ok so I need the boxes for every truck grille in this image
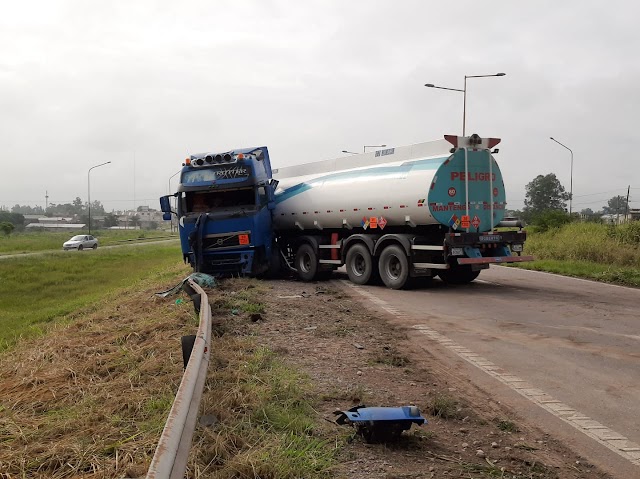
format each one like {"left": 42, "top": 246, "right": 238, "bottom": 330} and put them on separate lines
{"left": 203, "top": 232, "right": 250, "bottom": 250}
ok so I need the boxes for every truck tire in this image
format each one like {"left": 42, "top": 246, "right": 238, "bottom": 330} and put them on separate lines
{"left": 295, "top": 243, "right": 319, "bottom": 282}
{"left": 346, "top": 243, "right": 374, "bottom": 285}
{"left": 438, "top": 265, "right": 480, "bottom": 284}
{"left": 378, "top": 244, "right": 410, "bottom": 290}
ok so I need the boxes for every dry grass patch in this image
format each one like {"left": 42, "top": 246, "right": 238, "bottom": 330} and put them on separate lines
{"left": 0, "top": 276, "right": 339, "bottom": 479}
{"left": 0, "top": 277, "right": 195, "bottom": 478}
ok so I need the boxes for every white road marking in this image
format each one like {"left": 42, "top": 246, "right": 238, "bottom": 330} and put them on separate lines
{"left": 497, "top": 266, "right": 640, "bottom": 292}
{"left": 340, "top": 280, "right": 640, "bottom": 468}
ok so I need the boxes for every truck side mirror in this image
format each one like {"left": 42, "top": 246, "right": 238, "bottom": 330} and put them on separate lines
{"left": 163, "top": 212, "right": 172, "bottom": 221}
{"left": 159, "top": 195, "right": 172, "bottom": 213}
{"left": 267, "top": 201, "right": 276, "bottom": 211}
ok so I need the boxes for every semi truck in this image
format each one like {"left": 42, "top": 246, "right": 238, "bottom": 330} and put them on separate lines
{"left": 159, "top": 134, "right": 533, "bottom": 289}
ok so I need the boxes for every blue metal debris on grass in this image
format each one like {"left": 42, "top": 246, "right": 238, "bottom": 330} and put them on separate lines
{"left": 335, "top": 405, "right": 426, "bottom": 442}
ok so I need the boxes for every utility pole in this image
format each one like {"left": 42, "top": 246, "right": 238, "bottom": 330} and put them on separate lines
{"left": 625, "top": 185, "right": 630, "bottom": 223}
{"left": 45, "top": 190, "right": 48, "bottom": 210}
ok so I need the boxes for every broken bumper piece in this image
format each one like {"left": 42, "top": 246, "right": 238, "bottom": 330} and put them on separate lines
{"left": 334, "top": 405, "right": 426, "bottom": 442}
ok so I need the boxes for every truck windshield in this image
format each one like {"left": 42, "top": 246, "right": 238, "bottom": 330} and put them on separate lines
{"left": 187, "top": 188, "right": 255, "bottom": 213}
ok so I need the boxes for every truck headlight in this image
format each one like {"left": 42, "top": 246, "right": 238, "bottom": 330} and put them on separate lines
{"left": 450, "top": 247, "right": 464, "bottom": 256}
{"left": 511, "top": 244, "right": 523, "bottom": 252}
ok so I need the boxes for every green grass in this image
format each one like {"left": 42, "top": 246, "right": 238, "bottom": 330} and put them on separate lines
{"left": 0, "top": 243, "right": 187, "bottom": 350}
{"left": 517, "top": 222, "right": 640, "bottom": 287}
{"left": 194, "top": 343, "right": 338, "bottom": 478}
{"left": 0, "top": 230, "right": 176, "bottom": 255}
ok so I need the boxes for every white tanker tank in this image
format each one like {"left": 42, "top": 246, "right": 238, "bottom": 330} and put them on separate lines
{"left": 273, "top": 135, "right": 507, "bottom": 234}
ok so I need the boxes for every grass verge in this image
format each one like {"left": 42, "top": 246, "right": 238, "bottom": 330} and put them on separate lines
{"left": 512, "top": 259, "right": 640, "bottom": 287}
{"left": 518, "top": 222, "right": 640, "bottom": 287}
{"left": 0, "top": 243, "right": 187, "bottom": 351}
{"left": 0, "top": 230, "right": 175, "bottom": 255}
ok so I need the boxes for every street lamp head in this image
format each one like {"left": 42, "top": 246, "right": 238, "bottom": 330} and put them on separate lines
{"left": 550, "top": 136, "right": 555, "bottom": 140}
{"left": 496, "top": 73, "right": 506, "bottom": 76}
{"left": 424, "top": 84, "right": 435, "bottom": 87}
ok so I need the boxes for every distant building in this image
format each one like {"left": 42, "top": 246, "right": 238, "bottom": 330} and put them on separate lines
{"left": 26, "top": 223, "right": 86, "bottom": 230}
{"left": 601, "top": 210, "right": 640, "bottom": 224}
{"left": 116, "top": 206, "right": 164, "bottom": 229}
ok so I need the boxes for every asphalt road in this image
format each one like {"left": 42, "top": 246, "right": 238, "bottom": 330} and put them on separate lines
{"left": 342, "top": 267, "right": 640, "bottom": 478}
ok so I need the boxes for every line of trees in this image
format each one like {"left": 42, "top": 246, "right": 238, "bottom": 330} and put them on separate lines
{"left": 10, "top": 197, "right": 105, "bottom": 217}
{"left": 509, "top": 173, "right": 630, "bottom": 230}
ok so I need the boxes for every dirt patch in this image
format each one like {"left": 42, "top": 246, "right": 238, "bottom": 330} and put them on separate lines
{"left": 244, "top": 278, "right": 610, "bottom": 479}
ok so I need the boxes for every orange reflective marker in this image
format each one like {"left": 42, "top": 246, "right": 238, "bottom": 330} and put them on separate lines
{"left": 238, "top": 234, "right": 250, "bottom": 245}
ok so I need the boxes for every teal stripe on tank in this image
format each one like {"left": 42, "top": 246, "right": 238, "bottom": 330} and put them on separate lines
{"left": 275, "top": 156, "right": 448, "bottom": 204}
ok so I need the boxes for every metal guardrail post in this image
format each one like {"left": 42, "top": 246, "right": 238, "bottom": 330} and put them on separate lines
{"left": 146, "top": 279, "right": 212, "bottom": 479}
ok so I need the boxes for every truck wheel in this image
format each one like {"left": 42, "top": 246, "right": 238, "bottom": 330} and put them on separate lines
{"left": 378, "top": 244, "right": 409, "bottom": 290}
{"left": 438, "top": 265, "right": 480, "bottom": 284}
{"left": 295, "top": 244, "right": 319, "bottom": 282}
{"left": 346, "top": 243, "right": 374, "bottom": 285}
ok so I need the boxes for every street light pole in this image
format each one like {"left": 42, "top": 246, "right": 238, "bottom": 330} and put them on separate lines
{"left": 87, "top": 161, "right": 111, "bottom": 235}
{"left": 168, "top": 169, "right": 181, "bottom": 195}
{"left": 425, "top": 73, "right": 506, "bottom": 136}
{"left": 363, "top": 144, "right": 386, "bottom": 153}
{"left": 550, "top": 137, "right": 573, "bottom": 215}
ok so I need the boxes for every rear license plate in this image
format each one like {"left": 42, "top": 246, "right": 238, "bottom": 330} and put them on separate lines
{"left": 479, "top": 235, "right": 502, "bottom": 242}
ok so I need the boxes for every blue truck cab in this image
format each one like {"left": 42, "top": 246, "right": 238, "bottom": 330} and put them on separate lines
{"left": 160, "top": 147, "right": 278, "bottom": 276}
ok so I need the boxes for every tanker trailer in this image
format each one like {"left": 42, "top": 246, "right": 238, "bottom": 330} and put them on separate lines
{"left": 272, "top": 134, "right": 533, "bottom": 289}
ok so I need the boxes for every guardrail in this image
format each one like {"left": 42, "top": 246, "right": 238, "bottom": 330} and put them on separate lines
{"left": 146, "top": 279, "right": 212, "bottom": 479}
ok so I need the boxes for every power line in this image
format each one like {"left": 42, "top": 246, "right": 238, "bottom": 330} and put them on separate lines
{"left": 572, "top": 188, "right": 630, "bottom": 198}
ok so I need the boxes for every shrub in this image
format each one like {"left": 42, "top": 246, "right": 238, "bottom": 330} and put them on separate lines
{"left": 531, "top": 210, "right": 572, "bottom": 232}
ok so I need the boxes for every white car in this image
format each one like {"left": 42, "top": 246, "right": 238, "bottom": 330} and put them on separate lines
{"left": 63, "top": 235, "right": 99, "bottom": 251}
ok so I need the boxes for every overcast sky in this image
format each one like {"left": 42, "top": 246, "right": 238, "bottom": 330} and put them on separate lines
{"left": 1, "top": 1, "right": 639, "bottom": 214}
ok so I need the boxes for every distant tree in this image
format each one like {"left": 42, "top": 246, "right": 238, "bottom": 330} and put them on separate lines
{"left": 602, "top": 196, "right": 628, "bottom": 215}
{"left": 90, "top": 200, "right": 105, "bottom": 216}
{"left": 130, "top": 215, "right": 141, "bottom": 227}
{"left": 72, "top": 197, "right": 84, "bottom": 215}
{"left": 0, "top": 222, "right": 15, "bottom": 236}
{"left": 523, "top": 173, "right": 571, "bottom": 221}
{"left": 11, "top": 204, "right": 44, "bottom": 215}
{"left": 103, "top": 213, "right": 118, "bottom": 227}
{"left": 47, "top": 203, "right": 76, "bottom": 217}
{"left": 505, "top": 209, "right": 524, "bottom": 219}
{"left": 0, "top": 212, "right": 25, "bottom": 229}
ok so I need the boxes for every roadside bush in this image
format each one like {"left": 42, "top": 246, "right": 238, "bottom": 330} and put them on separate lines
{"left": 531, "top": 210, "right": 572, "bottom": 232}
{"left": 606, "top": 221, "right": 640, "bottom": 246}
{"left": 525, "top": 222, "right": 640, "bottom": 267}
